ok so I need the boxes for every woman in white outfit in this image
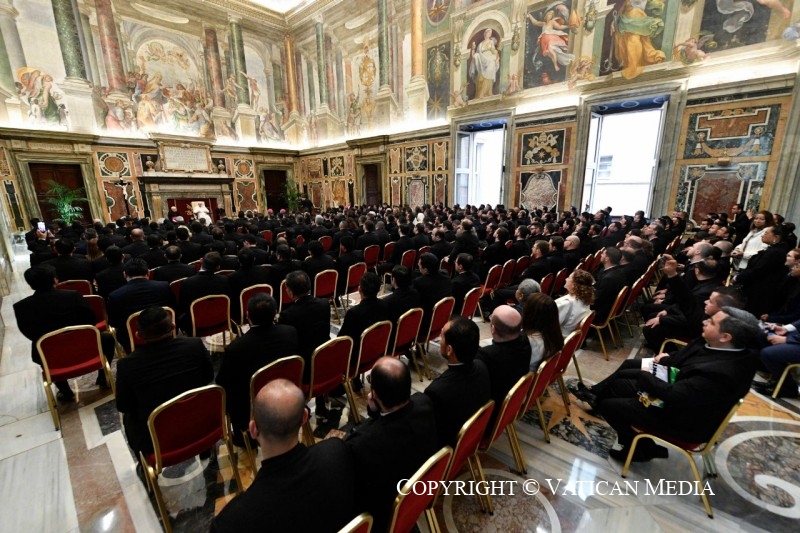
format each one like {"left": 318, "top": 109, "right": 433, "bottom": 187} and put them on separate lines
{"left": 555, "top": 269, "right": 595, "bottom": 337}
{"left": 731, "top": 210, "right": 773, "bottom": 271}
{"left": 523, "top": 292, "right": 564, "bottom": 371}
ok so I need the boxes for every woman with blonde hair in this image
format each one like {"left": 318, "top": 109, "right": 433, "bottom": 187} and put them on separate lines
{"left": 555, "top": 269, "right": 595, "bottom": 337}
{"left": 523, "top": 292, "right": 564, "bottom": 371}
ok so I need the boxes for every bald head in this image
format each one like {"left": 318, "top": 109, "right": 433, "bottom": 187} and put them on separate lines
{"left": 130, "top": 228, "right": 144, "bottom": 241}
{"left": 491, "top": 305, "right": 522, "bottom": 340}
{"left": 369, "top": 356, "right": 411, "bottom": 411}
{"left": 251, "top": 379, "right": 306, "bottom": 444}
{"left": 564, "top": 235, "right": 580, "bottom": 251}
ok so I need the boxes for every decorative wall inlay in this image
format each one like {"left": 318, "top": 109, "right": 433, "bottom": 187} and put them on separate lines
{"left": 520, "top": 170, "right": 561, "bottom": 210}
{"left": 673, "top": 96, "right": 790, "bottom": 219}
{"left": 0, "top": 149, "right": 11, "bottom": 177}
{"left": 405, "top": 145, "right": 428, "bottom": 172}
{"left": 329, "top": 156, "right": 345, "bottom": 177}
{"left": 97, "top": 152, "right": 132, "bottom": 177}
{"left": 102, "top": 180, "right": 138, "bottom": 220}
{"left": 433, "top": 174, "right": 447, "bottom": 205}
{"left": 406, "top": 176, "right": 428, "bottom": 208}
{"left": 234, "top": 159, "right": 254, "bottom": 179}
{"left": 235, "top": 180, "right": 257, "bottom": 212}
{"left": 3, "top": 180, "right": 25, "bottom": 231}
{"left": 391, "top": 176, "right": 401, "bottom": 206}
{"left": 389, "top": 148, "right": 402, "bottom": 174}
{"left": 432, "top": 142, "right": 448, "bottom": 171}
{"left": 513, "top": 121, "right": 575, "bottom": 209}
{"left": 520, "top": 129, "right": 566, "bottom": 166}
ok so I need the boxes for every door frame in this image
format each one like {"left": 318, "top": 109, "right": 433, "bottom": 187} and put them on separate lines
{"left": 12, "top": 151, "right": 103, "bottom": 223}
{"left": 255, "top": 162, "right": 294, "bottom": 213}
{"left": 355, "top": 154, "right": 386, "bottom": 206}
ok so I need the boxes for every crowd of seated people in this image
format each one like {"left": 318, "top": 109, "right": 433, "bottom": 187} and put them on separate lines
{"left": 16, "top": 200, "right": 800, "bottom": 530}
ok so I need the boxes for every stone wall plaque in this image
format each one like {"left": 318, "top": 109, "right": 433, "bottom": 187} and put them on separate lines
{"left": 158, "top": 143, "right": 213, "bottom": 173}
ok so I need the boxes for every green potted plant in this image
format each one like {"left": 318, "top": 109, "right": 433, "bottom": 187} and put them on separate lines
{"left": 41, "top": 179, "right": 89, "bottom": 224}
{"left": 284, "top": 177, "right": 301, "bottom": 212}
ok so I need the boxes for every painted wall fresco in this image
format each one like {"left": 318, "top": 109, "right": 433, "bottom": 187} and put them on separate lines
{"left": 0, "top": 0, "right": 797, "bottom": 149}
{"left": 523, "top": 1, "right": 577, "bottom": 88}
{"left": 672, "top": 96, "right": 791, "bottom": 221}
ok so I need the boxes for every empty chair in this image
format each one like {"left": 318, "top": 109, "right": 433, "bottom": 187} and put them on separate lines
{"left": 512, "top": 256, "right": 530, "bottom": 282}
{"left": 301, "top": 337, "right": 353, "bottom": 446}
{"left": 363, "top": 244, "right": 380, "bottom": 272}
{"left": 414, "top": 296, "right": 455, "bottom": 381}
{"left": 621, "top": 399, "right": 744, "bottom": 518}
{"left": 140, "top": 385, "right": 243, "bottom": 533}
{"left": 342, "top": 262, "right": 367, "bottom": 312}
{"left": 387, "top": 308, "right": 424, "bottom": 375}
{"left": 37, "top": 325, "right": 115, "bottom": 430}
{"left": 400, "top": 249, "right": 417, "bottom": 272}
{"left": 319, "top": 235, "right": 333, "bottom": 252}
{"left": 460, "top": 286, "right": 481, "bottom": 319}
{"left": 496, "top": 259, "right": 516, "bottom": 290}
{"left": 190, "top": 294, "right": 234, "bottom": 345}
{"left": 477, "top": 264, "right": 502, "bottom": 322}
{"left": 539, "top": 272, "right": 555, "bottom": 296}
{"left": 55, "top": 279, "right": 93, "bottom": 296}
{"left": 388, "top": 446, "right": 453, "bottom": 533}
{"left": 313, "top": 269, "right": 341, "bottom": 323}
{"left": 590, "top": 286, "right": 629, "bottom": 360}
{"left": 346, "top": 321, "right": 392, "bottom": 424}
{"left": 479, "top": 372, "right": 534, "bottom": 473}
{"left": 521, "top": 357, "right": 562, "bottom": 444}
{"left": 432, "top": 400, "right": 495, "bottom": 513}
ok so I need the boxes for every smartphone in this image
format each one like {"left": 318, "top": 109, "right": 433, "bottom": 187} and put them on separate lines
{"left": 37, "top": 222, "right": 46, "bottom": 233}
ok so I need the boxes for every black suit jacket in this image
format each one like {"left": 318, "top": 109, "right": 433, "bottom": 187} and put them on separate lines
{"left": 356, "top": 231, "right": 379, "bottom": 251}
{"left": 216, "top": 324, "right": 299, "bottom": 435}
{"left": 424, "top": 361, "right": 491, "bottom": 448}
{"left": 278, "top": 294, "right": 331, "bottom": 378}
{"left": 115, "top": 337, "right": 213, "bottom": 455}
{"left": 177, "top": 240, "right": 202, "bottom": 263}
{"left": 107, "top": 278, "right": 175, "bottom": 345}
{"left": 210, "top": 441, "right": 355, "bottom": 533}
{"left": 477, "top": 334, "right": 532, "bottom": 420}
{"left": 413, "top": 272, "right": 453, "bottom": 332}
{"left": 521, "top": 256, "right": 551, "bottom": 283}
{"left": 449, "top": 232, "right": 480, "bottom": 264}
{"left": 152, "top": 261, "right": 196, "bottom": 284}
{"left": 94, "top": 264, "right": 126, "bottom": 300}
{"left": 390, "top": 236, "right": 415, "bottom": 265}
{"left": 593, "top": 265, "right": 627, "bottom": 322}
{"left": 43, "top": 255, "right": 94, "bottom": 282}
{"left": 122, "top": 241, "right": 150, "bottom": 258}
{"left": 179, "top": 271, "right": 230, "bottom": 315}
{"left": 227, "top": 267, "right": 272, "bottom": 321}
{"left": 140, "top": 248, "right": 167, "bottom": 269}
{"left": 302, "top": 254, "right": 336, "bottom": 281}
{"left": 383, "top": 286, "right": 422, "bottom": 325}
{"left": 345, "top": 394, "right": 437, "bottom": 533}
{"left": 334, "top": 250, "right": 362, "bottom": 295}
{"left": 480, "top": 242, "right": 509, "bottom": 281}
{"left": 13, "top": 288, "right": 95, "bottom": 364}
{"left": 451, "top": 271, "right": 481, "bottom": 315}
{"left": 338, "top": 297, "right": 389, "bottom": 366}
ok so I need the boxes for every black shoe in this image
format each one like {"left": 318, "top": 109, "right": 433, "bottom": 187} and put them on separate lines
{"left": 315, "top": 406, "right": 329, "bottom": 421}
{"left": 96, "top": 373, "right": 110, "bottom": 389}
{"left": 56, "top": 391, "right": 76, "bottom": 403}
{"left": 352, "top": 376, "right": 363, "bottom": 393}
{"left": 569, "top": 384, "right": 597, "bottom": 406}
{"left": 135, "top": 462, "right": 147, "bottom": 486}
{"left": 751, "top": 380, "right": 777, "bottom": 395}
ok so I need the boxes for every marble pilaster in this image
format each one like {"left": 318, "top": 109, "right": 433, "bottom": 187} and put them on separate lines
{"left": 283, "top": 34, "right": 299, "bottom": 119}
{"left": 228, "top": 18, "right": 249, "bottom": 106}
{"left": 203, "top": 27, "right": 226, "bottom": 109}
{"left": 0, "top": 1, "right": 26, "bottom": 72}
{"left": 94, "top": 0, "right": 127, "bottom": 97}
{"left": 315, "top": 20, "right": 328, "bottom": 107}
{"left": 410, "top": 0, "right": 423, "bottom": 78}
{"left": 51, "top": 0, "right": 88, "bottom": 81}
{"left": 377, "top": 0, "right": 389, "bottom": 89}
{"left": 374, "top": 85, "right": 397, "bottom": 129}
{"left": 0, "top": 24, "right": 15, "bottom": 93}
{"left": 59, "top": 77, "right": 97, "bottom": 131}
{"left": 79, "top": 14, "right": 100, "bottom": 87}
{"left": 325, "top": 35, "right": 336, "bottom": 112}
{"left": 315, "top": 106, "right": 342, "bottom": 141}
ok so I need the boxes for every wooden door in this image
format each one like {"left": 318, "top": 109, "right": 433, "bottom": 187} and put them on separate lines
{"left": 363, "top": 164, "right": 381, "bottom": 206}
{"left": 29, "top": 163, "right": 90, "bottom": 224}
{"left": 263, "top": 169, "right": 288, "bottom": 211}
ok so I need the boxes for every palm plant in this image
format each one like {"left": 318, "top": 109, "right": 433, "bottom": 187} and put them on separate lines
{"left": 41, "top": 179, "right": 88, "bottom": 224}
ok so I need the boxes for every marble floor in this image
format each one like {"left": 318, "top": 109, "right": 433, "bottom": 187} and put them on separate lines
{"left": 2, "top": 256, "right": 800, "bottom": 533}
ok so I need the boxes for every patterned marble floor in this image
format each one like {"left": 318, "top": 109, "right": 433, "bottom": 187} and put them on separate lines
{"left": 2, "top": 257, "right": 800, "bottom": 533}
